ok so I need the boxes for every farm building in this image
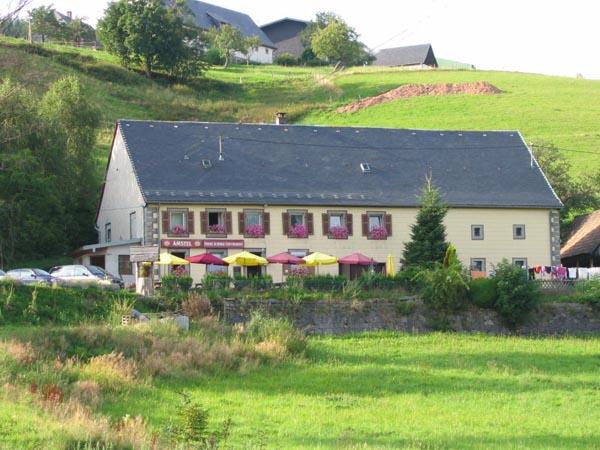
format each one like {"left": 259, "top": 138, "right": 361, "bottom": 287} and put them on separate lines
{"left": 374, "top": 43, "right": 438, "bottom": 68}
{"left": 260, "top": 18, "right": 308, "bottom": 59}
{"left": 184, "top": 0, "right": 276, "bottom": 64}
{"left": 80, "top": 119, "right": 562, "bottom": 286}
{"left": 561, "top": 210, "right": 600, "bottom": 267}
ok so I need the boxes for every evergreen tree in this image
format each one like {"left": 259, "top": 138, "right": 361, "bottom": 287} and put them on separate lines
{"left": 402, "top": 176, "right": 449, "bottom": 268}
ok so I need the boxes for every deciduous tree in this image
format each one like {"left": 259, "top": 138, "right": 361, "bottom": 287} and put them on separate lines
{"left": 206, "top": 24, "right": 245, "bottom": 68}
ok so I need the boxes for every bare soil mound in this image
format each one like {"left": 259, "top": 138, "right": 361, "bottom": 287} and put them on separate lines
{"left": 337, "top": 81, "right": 502, "bottom": 113}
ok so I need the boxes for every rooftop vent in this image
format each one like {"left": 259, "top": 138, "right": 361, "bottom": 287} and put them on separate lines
{"left": 360, "top": 163, "right": 371, "bottom": 174}
{"left": 201, "top": 159, "right": 212, "bottom": 169}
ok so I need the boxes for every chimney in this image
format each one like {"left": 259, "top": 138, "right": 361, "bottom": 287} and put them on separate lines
{"left": 275, "top": 112, "right": 287, "bottom": 125}
{"left": 67, "top": 11, "right": 72, "bottom": 19}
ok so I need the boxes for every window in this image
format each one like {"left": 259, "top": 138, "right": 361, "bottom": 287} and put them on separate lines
{"left": 368, "top": 213, "right": 384, "bottom": 231}
{"left": 512, "top": 258, "right": 528, "bottom": 268}
{"left": 207, "top": 250, "right": 227, "bottom": 274}
{"left": 207, "top": 209, "right": 225, "bottom": 234}
{"left": 513, "top": 224, "right": 526, "bottom": 240}
{"left": 283, "top": 249, "right": 313, "bottom": 276}
{"left": 105, "top": 223, "right": 112, "bottom": 243}
{"left": 129, "top": 212, "right": 137, "bottom": 239}
{"left": 118, "top": 255, "right": 133, "bottom": 276}
{"left": 471, "top": 225, "right": 484, "bottom": 240}
{"left": 245, "top": 210, "right": 262, "bottom": 227}
{"left": 470, "top": 258, "right": 486, "bottom": 272}
{"left": 170, "top": 210, "right": 186, "bottom": 233}
{"left": 363, "top": 212, "right": 389, "bottom": 240}
{"left": 329, "top": 212, "right": 345, "bottom": 229}
{"left": 290, "top": 211, "right": 305, "bottom": 227}
{"left": 242, "top": 209, "right": 265, "bottom": 238}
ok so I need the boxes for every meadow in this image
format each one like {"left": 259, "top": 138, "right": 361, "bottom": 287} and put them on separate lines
{"left": 2, "top": 325, "right": 599, "bottom": 449}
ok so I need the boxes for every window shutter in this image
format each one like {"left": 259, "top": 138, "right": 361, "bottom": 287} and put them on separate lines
{"left": 385, "top": 214, "right": 393, "bottom": 237}
{"left": 238, "top": 212, "right": 245, "bottom": 235}
{"left": 187, "top": 210, "right": 194, "bottom": 234}
{"left": 346, "top": 213, "right": 353, "bottom": 236}
{"left": 263, "top": 212, "right": 270, "bottom": 235}
{"left": 322, "top": 213, "right": 329, "bottom": 235}
{"left": 225, "top": 211, "right": 233, "bottom": 234}
{"left": 282, "top": 212, "right": 289, "bottom": 235}
{"left": 361, "top": 214, "right": 369, "bottom": 236}
{"left": 162, "top": 211, "right": 170, "bottom": 235}
{"left": 307, "top": 213, "right": 314, "bottom": 235}
{"left": 200, "top": 212, "right": 208, "bottom": 234}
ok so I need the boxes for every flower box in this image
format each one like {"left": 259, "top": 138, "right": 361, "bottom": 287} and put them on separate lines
{"left": 208, "top": 224, "right": 226, "bottom": 234}
{"left": 171, "top": 225, "right": 187, "bottom": 235}
{"left": 289, "top": 224, "right": 308, "bottom": 238}
{"left": 245, "top": 224, "right": 264, "bottom": 238}
{"left": 329, "top": 226, "right": 349, "bottom": 239}
{"left": 370, "top": 226, "right": 388, "bottom": 240}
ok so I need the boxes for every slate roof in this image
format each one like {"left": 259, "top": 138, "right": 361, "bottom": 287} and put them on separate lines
{"left": 374, "top": 43, "right": 438, "bottom": 67}
{"left": 185, "top": 0, "right": 275, "bottom": 48}
{"left": 116, "top": 120, "right": 563, "bottom": 209}
{"left": 561, "top": 210, "right": 600, "bottom": 258}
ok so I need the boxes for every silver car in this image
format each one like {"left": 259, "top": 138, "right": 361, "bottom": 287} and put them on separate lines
{"left": 6, "top": 268, "right": 57, "bottom": 286}
{"left": 0, "top": 269, "right": 8, "bottom": 282}
{"left": 49, "top": 265, "right": 123, "bottom": 289}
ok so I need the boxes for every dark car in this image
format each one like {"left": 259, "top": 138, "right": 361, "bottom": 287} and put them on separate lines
{"left": 6, "top": 268, "right": 57, "bottom": 286}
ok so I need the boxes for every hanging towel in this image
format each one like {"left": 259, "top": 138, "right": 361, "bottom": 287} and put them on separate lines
{"left": 568, "top": 268, "right": 578, "bottom": 279}
{"left": 578, "top": 268, "right": 589, "bottom": 280}
{"left": 535, "top": 266, "right": 543, "bottom": 274}
{"left": 556, "top": 266, "right": 567, "bottom": 279}
{"left": 588, "top": 267, "right": 600, "bottom": 279}
{"left": 545, "top": 266, "right": 552, "bottom": 274}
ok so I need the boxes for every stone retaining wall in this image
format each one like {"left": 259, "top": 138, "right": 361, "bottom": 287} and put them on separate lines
{"left": 223, "top": 298, "right": 600, "bottom": 335}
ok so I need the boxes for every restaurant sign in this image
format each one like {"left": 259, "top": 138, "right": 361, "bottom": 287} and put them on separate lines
{"left": 160, "top": 239, "right": 244, "bottom": 249}
{"left": 130, "top": 245, "right": 159, "bottom": 263}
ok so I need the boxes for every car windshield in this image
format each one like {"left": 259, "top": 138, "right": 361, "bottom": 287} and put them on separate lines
{"left": 33, "top": 269, "right": 50, "bottom": 276}
{"left": 88, "top": 266, "right": 107, "bottom": 277}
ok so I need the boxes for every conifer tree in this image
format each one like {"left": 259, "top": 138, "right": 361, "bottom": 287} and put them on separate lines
{"left": 402, "top": 175, "right": 449, "bottom": 268}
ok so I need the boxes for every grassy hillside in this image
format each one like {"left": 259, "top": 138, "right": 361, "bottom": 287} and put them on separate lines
{"left": 1, "top": 37, "right": 599, "bottom": 174}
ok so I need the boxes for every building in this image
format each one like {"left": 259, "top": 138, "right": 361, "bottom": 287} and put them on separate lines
{"left": 185, "top": 0, "right": 276, "bottom": 64}
{"left": 81, "top": 119, "right": 562, "bottom": 285}
{"left": 260, "top": 18, "right": 308, "bottom": 59}
{"left": 374, "top": 43, "right": 438, "bottom": 68}
{"left": 560, "top": 210, "right": 600, "bottom": 267}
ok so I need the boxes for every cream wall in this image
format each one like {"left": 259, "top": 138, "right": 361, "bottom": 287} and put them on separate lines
{"left": 156, "top": 203, "right": 553, "bottom": 284}
{"left": 97, "top": 129, "right": 145, "bottom": 244}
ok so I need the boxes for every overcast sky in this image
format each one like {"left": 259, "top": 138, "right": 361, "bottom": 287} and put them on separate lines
{"left": 21, "top": 0, "right": 600, "bottom": 79}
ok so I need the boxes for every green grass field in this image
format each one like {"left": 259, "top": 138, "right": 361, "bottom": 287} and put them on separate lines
{"left": 1, "top": 37, "right": 599, "bottom": 174}
{"left": 2, "top": 328, "right": 599, "bottom": 449}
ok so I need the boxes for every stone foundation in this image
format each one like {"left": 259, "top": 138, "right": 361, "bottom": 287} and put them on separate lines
{"left": 223, "top": 298, "right": 600, "bottom": 336}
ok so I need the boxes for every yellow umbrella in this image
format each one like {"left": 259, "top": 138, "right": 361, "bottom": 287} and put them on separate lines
{"left": 386, "top": 254, "right": 395, "bottom": 277}
{"left": 223, "top": 251, "right": 268, "bottom": 266}
{"left": 157, "top": 252, "right": 190, "bottom": 265}
{"left": 303, "top": 252, "right": 337, "bottom": 274}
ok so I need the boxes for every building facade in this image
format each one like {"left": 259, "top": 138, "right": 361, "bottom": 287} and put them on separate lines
{"left": 81, "top": 120, "right": 563, "bottom": 285}
{"left": 261, "top": 18, "right": 308, "bottom": 59}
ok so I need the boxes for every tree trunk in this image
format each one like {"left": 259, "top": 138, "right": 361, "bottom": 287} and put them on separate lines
{"left": 223, "top": 52, "right": 229, "bottom": 68}
{"left": 144, "top": 59, "right": 152, "bottom": 78}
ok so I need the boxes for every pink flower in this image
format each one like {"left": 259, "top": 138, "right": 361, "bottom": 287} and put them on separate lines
{"left": 289, "top": 224, "right": 308, "bottom": 238}
{"left": 370, "top": 226, "right": 388, "bottom": 240}
{"left": 208, "top": 224, "right": 225, "bottom": 234}
{"left": 245, "top": 224, "right": 264, "bottom": 238}
{"left": 171, "top": 225, "right": 187, "bottom": 235}
{"left": 330, "top": 226, "right": 348, "bottom": 239}
{"left": 290, "top": 266, "right": 309, "bottom": 277}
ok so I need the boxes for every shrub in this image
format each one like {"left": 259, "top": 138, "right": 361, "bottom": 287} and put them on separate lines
{"left": 232, "top": 275, "right": 273, "bottom": 291}
{"left": 469, "top": 278, "right": 498, "bottom": 309}
{"left": 203, "top": 273, "right": 232, "bottom": 290}
{"left": 395, "top": 266, "right": 422, "bottom": 292}
{"left": 274, "top": 52, "right": 299, "bottom": 66}
{"left": 243, "top": 311, "right": 307, "bottom": 356}
{"left": 161, "top": 275, "right": 193, "bottom": 294}
{"left": 572, "top": 279, "right": 600, "bottom": 307}
{"left": 204, "top": 47, "right": 224, "bottom": 65}
{"left": 493, "top": 260, "right": 540, "bottom": 328}
{"left": 182, "top": 293, "right": 214, "bottom": 319}
{"left": 357, "top": 272, "right": 404, "bottom": 290}
{"left": 302, "top": 275, "right": 347, "bottom": 291}
{"left": 418, "top": 263, "right": 469, "bottom": 328}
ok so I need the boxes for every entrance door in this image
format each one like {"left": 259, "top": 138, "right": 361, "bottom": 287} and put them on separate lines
{"left": 246, "top": 249, "right": 265, "bottom": 277}
{"left": 90, "top": 255, "right": 106, "bottom": 269}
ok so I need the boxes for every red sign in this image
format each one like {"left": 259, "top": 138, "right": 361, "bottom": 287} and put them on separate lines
{"left": 161, "top": 239, "right": 203, "bottom": 249}
{"left": 160, "top": 239, "right": 245, "bottom": 249}
{"left": 203, "top": 240, "right": 244, "bottom": 249}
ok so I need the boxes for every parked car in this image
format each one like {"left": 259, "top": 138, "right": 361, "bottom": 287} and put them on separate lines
{"left": 49, "top": 265, "right": 124, "bottom": 289}
{"left": 0, "top": 269, "right": 8, "bottom": 281}
{"left": 6, "top": 268, "right": 57, "bottom": 286}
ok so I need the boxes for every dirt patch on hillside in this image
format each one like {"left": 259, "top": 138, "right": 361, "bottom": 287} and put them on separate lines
{"left": 337, "top": 81, "right": 502, "bottom": 113}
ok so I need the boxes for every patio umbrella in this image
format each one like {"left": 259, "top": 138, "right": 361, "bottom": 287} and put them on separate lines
{"left": 223, "top": 251, "right": 268, "bottom": 267}
{"left": 386, "top": 254, "right": 395, "bottom": 277}
{"left": 156, "top": 253, "right": 190, "bottom": 265}
{"left": 338, "top": 252, "right": 377, "bottom": 266}
{"left": 267, "top": 252, "right": 305, "bottom": 265}
{"left": 187, "top": 253, "right": 228, "bottom": 265}
{"left": 303, "top": 252, "right": 337, "bottom": 274}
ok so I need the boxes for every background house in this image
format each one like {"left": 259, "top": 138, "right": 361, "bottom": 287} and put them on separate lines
{"left": 185, "top": 0, "right": 276, "bottom": 64}
{"left": 374, "top": 43, "right": 438, "bottom": 68}
{"left": 260, "top": 18, "right": 308, "bottom": 59}
{"left": 561, "top": 210, "right": 600, "bottom": 267}
{"left": 82, "top": 119, "right": 562, "bottom": 285}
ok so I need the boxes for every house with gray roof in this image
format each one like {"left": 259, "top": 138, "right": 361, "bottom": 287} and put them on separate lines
{"left": 80, "top": 119, "right": 562, "bottom": 285}
{"left": 374, "top": 43, "right": 438, "bottom": 68}
{"left": 261, "top": 18, "right": 308, "bottom": 59}
{"left": 185, "top": 0, "right": 276, "bottom": 64}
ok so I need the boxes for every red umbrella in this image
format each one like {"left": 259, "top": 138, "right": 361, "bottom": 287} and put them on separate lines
{"left": 338, "top": 252, "right": 377, "bottom": 266}
{"left": 187, "top": 253, "right": 228, "bottom": 265}
{"left": 267, "top": 252, "right": 305, "bottom": 265}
